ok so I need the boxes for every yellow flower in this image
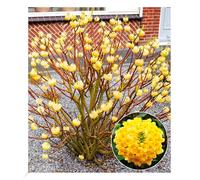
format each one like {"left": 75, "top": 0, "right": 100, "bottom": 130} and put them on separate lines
{"left": 52, "top": 103, "right": 62, "bottom": 112}
{"left": 63, "top": 126, "right": 70, "bottom": 131}
{"left": 109, "top": 32, "right": 117, "bottom": 39}
{"left": 72, "top": 119, "right": 81, "bottom": 127}
{"left": 40, "top": 51, "right": 48, "bottom": 58}
{"left": 137, "top": 67, "right": 143, "bottom": 74}
{"left": 51, "top": 126, "right": 61, "bottom": 136}
{"left": 126, "top": 42, "right": 134, "bottom": 49}
{"left": 136, "top": 28, "right": 145, "bottom": 37}
{"left": 124, "top": 96, "right": 131, "bottom": 103}
{"left": 64, "top": 13, "right": 71, "bottom": 21}
{"left": 151, "top": 91, "right": 158, "bottom": 97}
{"left": 112, "top": 116, "right": 118, "bottom": 122}
{"left": 114, "top": 117, "right": 164, "bottom": 167}
{"left": 78, "top": 52, "right": 83, "bottom": 58}
{"left": 94, "top": 16, "right": 100, "bottom": 22}
{"left": 36, "top": 98, "right": 43, "bottom": 105}
{"left": 40, "top": 44, "right": 46, "bottom": 50}
{"left": 113, "top": 91, "right": 122, "bottom": 100}
{"left": 31, "top": 60, "right": 37, "bottom": 67}
{"left": 123, "top": 16, "right": 129, "bottom": 23}
{"left": 100, "top": 101, "right": 113, "bottom": 112}
{"left": 124, "top": 73, "right": 131, "bottom": 80}
{"left": 30, "top": 123, "right": 38, "bottom": 131}
{"left": 70, "top": 20, "right": 79, "bottom": 28}
{"left": 103, "top": 73, "right": 112, "bottom": 81}
{"left": 42, "top": 142, "right": 51, "bottom": 150}
{"left": 78, "top": 155, "right": 84, "bottom": 160}
{"left": 73, "top": 80, "right": 84, "bottom": 91}
{"left": 92, "top": 61, "right": 102, "bottom": 71}
{"left": 142, "top": 48, "right": 149, "bottom": 56}
{"left": 107, "top": 55, "right": 115, "bottom": 63}
{"left": 92, "top": 50, "right": 99, "bottom": 57}
{"left": 41, "top": 133, "right": 48, "bottom": 139}
{"left": 143, "top": 88, "right": 149, "bottom": 93}
{"left": 160, "top": 49, "right": 169, "bottom": 57}
{"left": 37, "top": 106, "right": 45, "bottom": 114}
{"left": 165, "top": 95, "right": 171, "bottom": 102}
{"left": 109, "top": 18, "right": 116, "bottom": 25}
{"left": 111, "top": 64, "right": 119, "bottom": 72}
{"left": 136, "top": 89, "right": 143, "bottom": 96}
{"left": 124, "top": 25, "right": 131, "bottom": 32}
{"left": 31, "top": 52, "right": 39, "bottom": 58}
{"left": 41, "top": 60, "right": 49, "bottom": 69}
{"left": 48, "top": 78, "right": 57, "bottom": 86}
{"left": 146, "top": 101, "right": 153, "bottom": 107}
{"left": 84, "top": 44, "right": 92, "bottom": 51}
{"left": 60, "top": 61, "right": 68, "bottom": 71}
{"left": 66, "top": 45, "right": 73, "bottom": 51}
{"left": 84, "top": 36, "right": 92, "bottom": 44}
{"left": 128, "top": 33, "right": 135, "bottom": 41}
{"left": 135, "top": 59, "right": 144, "bottom": 66}
{"left": 163, "top": 106, "right": 170, "bottom": 113}
{"left": 90, "top": 57, "right": 98, "bottom": 63}
{"left": 29, "top": 68, "right": 38, "bottom": 77}
{"left": 155, "top": 94, "right": 164, "bottom": 103}
{"left": 32, "top": 74, "right": 41, "bottom": 81}
{"left": 157, "top": 56, "right": 166, "bottom": 63}
{"left": 132, "top": 46, "right": 140, "bottom": 54}
{"left": 89, "top": 110, "right": 99, "bottom": 119}
{"left": 147, "top": 73, "right": 152, "bottom": 80}
{"left": 68, "top": 64, "right": 77, "bottom": 72}
{"left": 42, "top": 153, "right": 48, "bottom": 160}
{"left": 161, "top": 90, "right": 168, "bottom": 96}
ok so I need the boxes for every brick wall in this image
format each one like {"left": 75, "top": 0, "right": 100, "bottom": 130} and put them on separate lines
{"left": 28, "top": 7, "right": 160, "bottom": 53}
{"left": 141, "top": 7, "right": 161, "bottom": 39}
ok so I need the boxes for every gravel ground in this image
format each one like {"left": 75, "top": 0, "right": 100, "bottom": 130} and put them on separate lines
{"left": 28, "top": 68, "right": 171, "bottom": 173}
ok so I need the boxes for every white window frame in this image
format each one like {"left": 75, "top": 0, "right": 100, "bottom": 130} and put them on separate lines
{"left": 28, "top": 7, "right": 143, "bottom": 17}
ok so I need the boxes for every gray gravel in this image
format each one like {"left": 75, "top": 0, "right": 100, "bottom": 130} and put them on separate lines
{"left": 28, "top": 68, "right": 171, "bottom": 173}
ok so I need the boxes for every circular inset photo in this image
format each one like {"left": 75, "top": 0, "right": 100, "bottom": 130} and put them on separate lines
{"left": 111, "top": 112, "right": 167, "bottom": 170}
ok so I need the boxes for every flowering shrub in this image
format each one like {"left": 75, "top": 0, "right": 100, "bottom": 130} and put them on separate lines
{"left": 113, "top": 117, "right": 165, "bottom": 167}
{"left": 28, "top": 11, "right": 171, "bottom": 162}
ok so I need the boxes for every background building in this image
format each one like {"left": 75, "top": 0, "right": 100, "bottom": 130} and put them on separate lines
{"left": 28, "top": 7, "right": 171, "bottom": 52}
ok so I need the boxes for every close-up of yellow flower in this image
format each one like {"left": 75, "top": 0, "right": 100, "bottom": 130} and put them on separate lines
{"left": 89, "top": 110, "right": 99, "bottom": 119}
{"left": 51, "top": 126, "right": 61, "bottom": 136}
{"left": 72, "top": 118, "right": 81, "bottom": 127}
{"left": 42, "top": 142, "right": 51, "bottom": 151}
{"left": 113, "top": 91, "right": 122, "bottom": 100}
{"left": 92, "top": 60, "right": 102, "bottom": 71}
{"left": 48, "top": 78, "right": 57, "bottom": 86}
{"left": 30, "top": 122, "right": 38, "bottom": 131}
{"left": 78, "top": 155, "right": 84, "bottom": 160}
{"left": 73, "top": 80, "right": 84, "bottom": 91}
{"left": 42, "top": 153, "right": 49, "bottom": 160}
{"left": 103, "top": 73, "right": 113, "bottom": 81}
{"left": 41, "top": 133, "right": 48, "bottom": 139}
{"left": 113, "top": 116, "right": 165, "bottom": 167}
{"left": 135, "top": 59, "right": 144, "bottom": 67}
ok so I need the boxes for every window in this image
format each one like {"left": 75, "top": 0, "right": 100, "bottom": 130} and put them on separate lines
{"left": 28, "top": 7, "right": 142, "bottom": 17}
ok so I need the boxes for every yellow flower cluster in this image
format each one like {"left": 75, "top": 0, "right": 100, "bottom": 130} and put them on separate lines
{"left": 73, "top": 80, "right": 84, "bottom": 91}
{"left": 72, "top": 118, "right": 81, "bottom": 127}
{"left": 51, "top": 126, "right": 61, "bottom": 136}
{"left": 114, "top": 117, "right": 165, "bottom": 167}
{"left": 113, "top": 91, "right": 122, "bottom": 100}
{"left": 100, "top": 100, "right": 113, "bottom": 113}
{"left": 48, "top": 101, "right": 62, "bottom": 112}
{"left": 89, "top": 110, "right": 99, "bottom": 119}
{"left": 29, "top": 68, "right": 41, "bottom": 81}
